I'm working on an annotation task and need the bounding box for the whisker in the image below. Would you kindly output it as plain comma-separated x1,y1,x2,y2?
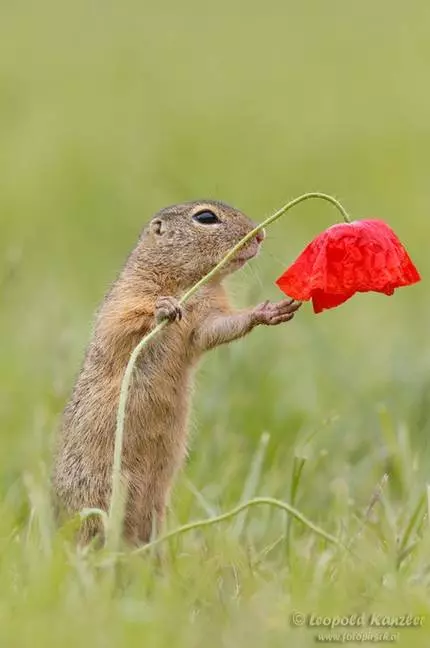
264,250,295,268
245,259,264,289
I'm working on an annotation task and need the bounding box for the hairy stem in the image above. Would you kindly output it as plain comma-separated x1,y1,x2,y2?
129,497,346,557
107,192,352,549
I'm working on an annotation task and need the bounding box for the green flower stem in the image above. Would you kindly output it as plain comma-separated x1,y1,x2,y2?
106,192,352,550
129,497,345,557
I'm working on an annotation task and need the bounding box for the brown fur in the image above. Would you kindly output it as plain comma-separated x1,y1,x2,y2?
52,200,300,545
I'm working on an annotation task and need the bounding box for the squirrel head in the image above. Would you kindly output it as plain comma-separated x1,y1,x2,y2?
137,200,265,288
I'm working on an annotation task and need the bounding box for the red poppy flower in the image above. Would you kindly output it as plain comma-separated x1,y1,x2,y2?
275,219,420,313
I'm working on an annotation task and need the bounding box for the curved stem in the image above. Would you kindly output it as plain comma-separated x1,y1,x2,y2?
107,192,352,548
129,497,346,557
179,192,351,305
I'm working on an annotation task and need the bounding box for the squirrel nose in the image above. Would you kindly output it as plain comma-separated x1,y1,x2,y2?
256,228,266,244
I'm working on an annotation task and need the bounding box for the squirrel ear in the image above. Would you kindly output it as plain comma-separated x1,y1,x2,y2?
150,218,166,236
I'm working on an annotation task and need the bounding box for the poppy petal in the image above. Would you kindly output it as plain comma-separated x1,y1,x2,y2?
275,218,420,313
311,289,355,314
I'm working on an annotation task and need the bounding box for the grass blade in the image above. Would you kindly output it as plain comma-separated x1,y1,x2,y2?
233,432,270,538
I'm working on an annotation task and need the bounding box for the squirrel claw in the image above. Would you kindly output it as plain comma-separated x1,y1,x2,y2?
155,296,183,324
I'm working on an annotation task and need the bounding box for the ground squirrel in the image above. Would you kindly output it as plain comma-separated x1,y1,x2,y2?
53,200,301,545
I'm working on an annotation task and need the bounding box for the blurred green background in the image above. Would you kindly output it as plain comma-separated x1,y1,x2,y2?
1,1,430,646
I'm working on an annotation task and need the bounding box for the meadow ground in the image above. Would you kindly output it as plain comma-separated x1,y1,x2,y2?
1,1,430,646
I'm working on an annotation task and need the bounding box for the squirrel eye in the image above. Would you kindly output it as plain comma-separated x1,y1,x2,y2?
193,210,220,225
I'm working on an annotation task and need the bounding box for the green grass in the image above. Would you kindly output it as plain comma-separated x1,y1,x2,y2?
1,0,430,645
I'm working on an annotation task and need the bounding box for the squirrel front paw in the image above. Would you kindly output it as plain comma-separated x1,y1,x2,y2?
252,298,301,326
155,296,183,324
